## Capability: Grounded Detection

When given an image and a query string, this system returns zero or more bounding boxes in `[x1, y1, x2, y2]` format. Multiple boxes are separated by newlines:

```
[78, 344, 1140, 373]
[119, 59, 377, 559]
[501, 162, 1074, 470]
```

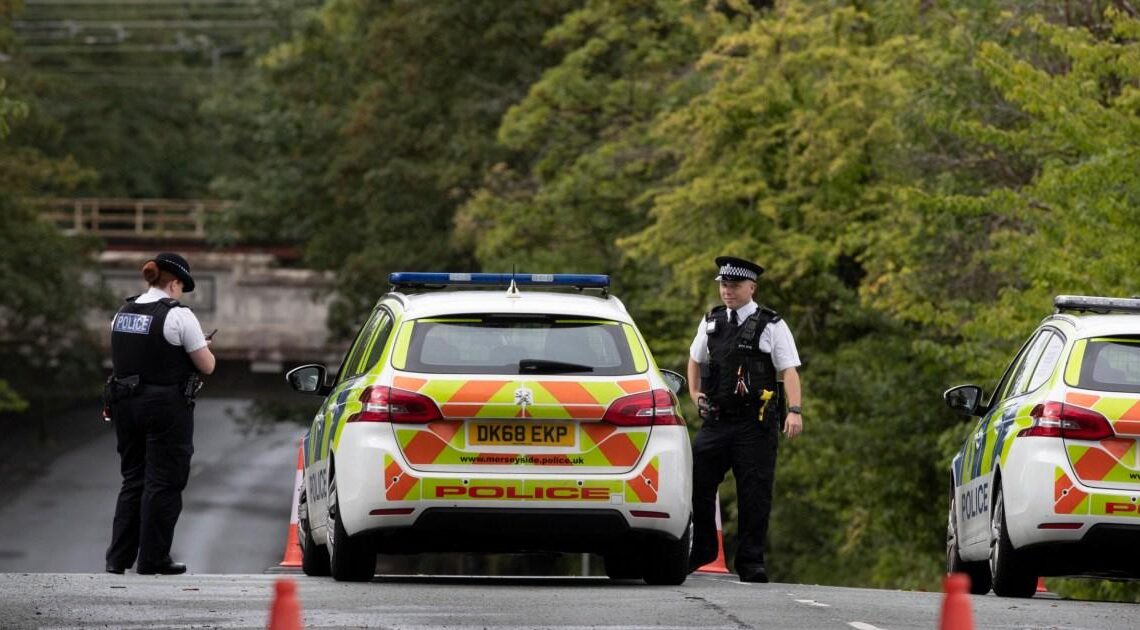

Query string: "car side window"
[357, 310, 395, 375]
[1008, 331, 1052, 398]
[337, 308, 385, 384]
[1025, 332, 1065, 393]
[991, 331, 1045, 405]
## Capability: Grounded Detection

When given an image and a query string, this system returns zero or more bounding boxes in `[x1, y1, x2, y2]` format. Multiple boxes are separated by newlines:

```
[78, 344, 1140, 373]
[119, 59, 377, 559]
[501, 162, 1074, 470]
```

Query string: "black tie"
[729, 310, 738, 328]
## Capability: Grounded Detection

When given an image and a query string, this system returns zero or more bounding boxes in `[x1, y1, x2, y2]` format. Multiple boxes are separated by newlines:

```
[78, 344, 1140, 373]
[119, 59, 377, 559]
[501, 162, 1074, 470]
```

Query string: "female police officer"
[105, 252, 215, 575]
[686, 256, 802, 583]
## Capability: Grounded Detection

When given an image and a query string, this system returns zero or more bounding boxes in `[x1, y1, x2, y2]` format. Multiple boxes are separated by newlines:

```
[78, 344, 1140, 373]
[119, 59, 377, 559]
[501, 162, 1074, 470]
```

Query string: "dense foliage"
[0, 3, 105, 416]
[209, 0, 577, 336]
[6, 0, 1140, 596]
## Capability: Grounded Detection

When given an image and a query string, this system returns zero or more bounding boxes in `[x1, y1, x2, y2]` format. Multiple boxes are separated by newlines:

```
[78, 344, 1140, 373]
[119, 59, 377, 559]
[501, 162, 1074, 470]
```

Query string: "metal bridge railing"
[36, 198, 232, 240]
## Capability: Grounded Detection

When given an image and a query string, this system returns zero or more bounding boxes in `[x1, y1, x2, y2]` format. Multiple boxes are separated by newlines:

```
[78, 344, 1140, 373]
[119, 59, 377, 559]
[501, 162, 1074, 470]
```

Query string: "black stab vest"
[111, 296, 195, 386]
[700, 305, 780, 419]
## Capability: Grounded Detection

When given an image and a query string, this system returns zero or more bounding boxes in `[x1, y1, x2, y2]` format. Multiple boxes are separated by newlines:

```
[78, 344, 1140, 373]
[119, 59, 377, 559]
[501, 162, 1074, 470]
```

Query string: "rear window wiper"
[518, 359, 594, 374]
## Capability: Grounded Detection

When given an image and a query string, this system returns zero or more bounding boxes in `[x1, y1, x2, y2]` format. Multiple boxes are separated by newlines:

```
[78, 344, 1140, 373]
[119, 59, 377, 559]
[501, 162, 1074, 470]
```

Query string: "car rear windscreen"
[403, 316, 641, 375]
[1077, 337, 1140, 393]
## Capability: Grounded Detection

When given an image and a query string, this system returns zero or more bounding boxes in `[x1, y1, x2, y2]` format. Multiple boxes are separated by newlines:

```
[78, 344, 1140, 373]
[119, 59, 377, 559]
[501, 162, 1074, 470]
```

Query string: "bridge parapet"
[38, 198, 230, 240]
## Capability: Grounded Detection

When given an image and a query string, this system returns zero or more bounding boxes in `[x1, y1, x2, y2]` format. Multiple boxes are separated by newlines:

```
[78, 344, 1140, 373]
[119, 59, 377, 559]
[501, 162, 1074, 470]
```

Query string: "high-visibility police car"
[946, 296, 1140, 597]
[287, 273, 692, 583]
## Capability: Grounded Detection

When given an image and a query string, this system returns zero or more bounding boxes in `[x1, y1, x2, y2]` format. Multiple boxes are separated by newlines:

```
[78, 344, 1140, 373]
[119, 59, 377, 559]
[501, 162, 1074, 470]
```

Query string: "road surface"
[0, 572, 1137, 629]
[0, 398, 302, 574]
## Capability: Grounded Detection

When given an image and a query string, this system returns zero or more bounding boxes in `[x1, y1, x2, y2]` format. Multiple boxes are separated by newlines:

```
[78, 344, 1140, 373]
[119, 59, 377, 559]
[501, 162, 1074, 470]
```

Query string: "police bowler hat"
[714, 256, 764, 282]
[152, 252, 195, 293]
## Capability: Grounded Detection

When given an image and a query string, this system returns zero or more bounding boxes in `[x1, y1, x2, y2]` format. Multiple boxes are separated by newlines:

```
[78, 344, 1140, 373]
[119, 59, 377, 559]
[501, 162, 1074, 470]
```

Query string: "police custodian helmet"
[151, 252, 196, 293]
[714, 256, 764, 282]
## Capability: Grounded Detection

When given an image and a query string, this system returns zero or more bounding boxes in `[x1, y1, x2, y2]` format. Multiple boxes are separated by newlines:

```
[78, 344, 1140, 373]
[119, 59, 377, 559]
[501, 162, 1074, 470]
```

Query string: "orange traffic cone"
[696, 492, 731, 574]
[1036, 577, 1049, 594]
[267, 578, 303, 630]
[939, 573, 974, 630]
[279, 444, 304, 567]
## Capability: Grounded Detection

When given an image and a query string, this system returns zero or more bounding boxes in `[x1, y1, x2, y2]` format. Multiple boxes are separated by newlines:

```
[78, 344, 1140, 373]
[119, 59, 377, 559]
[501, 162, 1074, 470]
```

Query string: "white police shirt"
[110, 287, 209, 353]
[689, 300, 801, 372]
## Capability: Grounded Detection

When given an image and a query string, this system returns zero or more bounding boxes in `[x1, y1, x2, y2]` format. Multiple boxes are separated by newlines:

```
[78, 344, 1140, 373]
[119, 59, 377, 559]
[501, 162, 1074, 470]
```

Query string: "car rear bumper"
[1003, 439, 1140, 550]
[333, 424, 692, 549]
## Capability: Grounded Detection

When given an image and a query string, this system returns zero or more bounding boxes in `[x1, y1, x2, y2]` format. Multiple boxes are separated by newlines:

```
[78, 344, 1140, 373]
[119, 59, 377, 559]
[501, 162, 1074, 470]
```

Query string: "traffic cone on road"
[279, 444, 304, 568]
[696, 492, 731, 574]
[939, 573, 974, 630]
[267, 578, 303, 630]
[1036, 577, 1049, 595]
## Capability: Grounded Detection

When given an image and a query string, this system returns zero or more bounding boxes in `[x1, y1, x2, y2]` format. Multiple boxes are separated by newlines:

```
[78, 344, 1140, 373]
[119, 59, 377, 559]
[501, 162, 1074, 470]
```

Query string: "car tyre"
[642, 524, 691, 586]
[298, 488, 331, 577]
[946, 491, 991, 595]
[989, 485, 1037, 598]
[327, 473, 376, 582]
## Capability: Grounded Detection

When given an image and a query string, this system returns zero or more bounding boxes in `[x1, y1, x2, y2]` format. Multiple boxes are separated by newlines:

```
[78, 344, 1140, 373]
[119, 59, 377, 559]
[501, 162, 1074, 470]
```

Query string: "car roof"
[389, 290, 634, 323]
[1045, 313, 1140, 338]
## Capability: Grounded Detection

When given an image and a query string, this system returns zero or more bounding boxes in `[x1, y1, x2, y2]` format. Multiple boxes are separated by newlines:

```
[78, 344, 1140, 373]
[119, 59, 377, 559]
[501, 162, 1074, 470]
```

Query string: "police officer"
[687, 256, 802, 583]
[105, 253, 215, 575]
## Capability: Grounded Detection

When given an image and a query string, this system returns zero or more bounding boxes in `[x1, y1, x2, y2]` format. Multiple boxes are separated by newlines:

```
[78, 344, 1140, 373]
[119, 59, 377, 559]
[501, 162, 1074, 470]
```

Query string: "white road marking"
[794, 599, 831, 607]
[848, 622, 887, 630]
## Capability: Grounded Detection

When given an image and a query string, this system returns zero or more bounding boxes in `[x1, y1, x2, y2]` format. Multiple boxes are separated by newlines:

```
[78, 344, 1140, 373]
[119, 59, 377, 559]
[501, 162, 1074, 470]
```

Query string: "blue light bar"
[389, 272, 610, 289]
[1055, 295, 1140, 314]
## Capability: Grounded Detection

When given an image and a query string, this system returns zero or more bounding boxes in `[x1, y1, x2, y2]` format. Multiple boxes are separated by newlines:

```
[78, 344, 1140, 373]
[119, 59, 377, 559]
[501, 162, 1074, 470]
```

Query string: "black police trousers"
[106, 385, 194, 571]
[690, 410, 779, 575]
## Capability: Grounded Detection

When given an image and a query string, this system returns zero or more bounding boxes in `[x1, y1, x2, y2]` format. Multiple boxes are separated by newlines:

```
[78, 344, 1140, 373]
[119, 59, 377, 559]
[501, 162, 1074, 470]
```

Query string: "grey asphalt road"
[0, 398, 303, 574]
[0, 572, 1136, 630]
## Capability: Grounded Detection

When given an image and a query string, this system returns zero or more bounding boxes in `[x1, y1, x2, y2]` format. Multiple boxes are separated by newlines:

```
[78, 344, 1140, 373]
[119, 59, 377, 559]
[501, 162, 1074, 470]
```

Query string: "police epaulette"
[757, 305, 781, 323]
[705, 305, 727, 321]
[124, 295, 140, 303]
[159, 298, 182, 308]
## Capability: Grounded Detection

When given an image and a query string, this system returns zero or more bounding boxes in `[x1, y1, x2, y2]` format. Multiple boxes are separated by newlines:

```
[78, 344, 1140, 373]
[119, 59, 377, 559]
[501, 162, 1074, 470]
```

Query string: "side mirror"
[944, 384, 984, 417]
[286, 364, 329, 395]
[659, 369, 687, 396]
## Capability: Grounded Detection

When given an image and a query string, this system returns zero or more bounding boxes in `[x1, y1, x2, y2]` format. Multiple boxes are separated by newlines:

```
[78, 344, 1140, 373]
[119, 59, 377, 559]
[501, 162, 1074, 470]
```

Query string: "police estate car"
[946, 296, 1140, 597]
[287, 273, 692, 583]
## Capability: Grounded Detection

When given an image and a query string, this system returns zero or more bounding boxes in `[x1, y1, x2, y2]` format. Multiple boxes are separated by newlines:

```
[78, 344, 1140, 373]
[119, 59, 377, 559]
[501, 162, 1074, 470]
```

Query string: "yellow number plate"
[469, 422, 574, 446]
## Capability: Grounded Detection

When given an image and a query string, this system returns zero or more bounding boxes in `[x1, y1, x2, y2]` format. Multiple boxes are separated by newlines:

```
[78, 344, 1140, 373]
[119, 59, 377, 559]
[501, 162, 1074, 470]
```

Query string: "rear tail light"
[1018, 401, 1113, 440]
[349, 386, 442, 424]
[602, 389, 684, 426]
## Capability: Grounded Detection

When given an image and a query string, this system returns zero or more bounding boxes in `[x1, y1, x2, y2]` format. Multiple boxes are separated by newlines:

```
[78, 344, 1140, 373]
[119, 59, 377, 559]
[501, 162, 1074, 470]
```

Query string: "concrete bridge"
[40, 198, 346, 373]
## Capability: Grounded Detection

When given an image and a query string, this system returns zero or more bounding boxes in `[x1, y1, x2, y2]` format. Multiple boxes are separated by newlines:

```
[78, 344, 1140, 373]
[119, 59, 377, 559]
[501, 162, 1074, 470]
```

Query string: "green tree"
[877, 6, 1140, 599]
[212, 0, 576, 336]
[2, 0, 289, 199]
[456, 0, 723, 274]
[0, 23, 105, 416]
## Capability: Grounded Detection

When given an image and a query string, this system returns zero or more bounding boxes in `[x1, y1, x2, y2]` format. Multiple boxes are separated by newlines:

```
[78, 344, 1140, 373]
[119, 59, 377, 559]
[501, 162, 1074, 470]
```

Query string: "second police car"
[946, 296, 1140, 597]
[287, 273, 693, 583]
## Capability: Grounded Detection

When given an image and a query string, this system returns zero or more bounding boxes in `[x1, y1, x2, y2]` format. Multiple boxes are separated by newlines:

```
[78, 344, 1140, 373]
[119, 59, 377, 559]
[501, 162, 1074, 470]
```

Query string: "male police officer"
[105, 253, 215, 575]
[687, 256, 802, 583]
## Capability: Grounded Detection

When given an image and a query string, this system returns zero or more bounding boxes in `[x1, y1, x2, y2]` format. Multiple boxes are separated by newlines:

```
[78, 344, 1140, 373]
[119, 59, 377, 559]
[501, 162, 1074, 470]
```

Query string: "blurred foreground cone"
[939, 573, 974, 630]
[268, 578, 303, 630]
[1036, 577, 1049, 594]
[279, 444, 304, 567]
[696, 492, 730, 574]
